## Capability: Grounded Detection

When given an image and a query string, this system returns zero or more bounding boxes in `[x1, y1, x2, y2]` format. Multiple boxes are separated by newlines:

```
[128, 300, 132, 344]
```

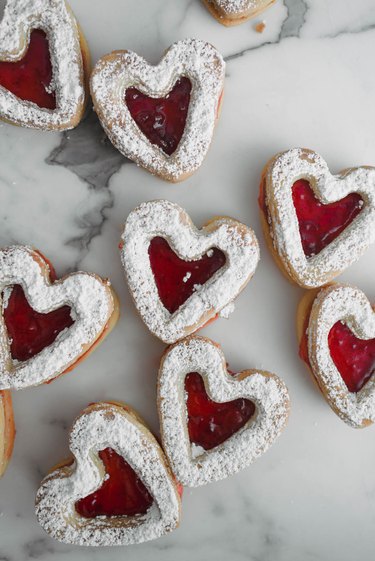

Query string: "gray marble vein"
[24, 538, 61, 560]
[46, 109, 128, 192]
[281, 0, 308, 39]
[46, 109, 128, 268]
[328, 20, 375, 39]
[225, 0, 309, 61]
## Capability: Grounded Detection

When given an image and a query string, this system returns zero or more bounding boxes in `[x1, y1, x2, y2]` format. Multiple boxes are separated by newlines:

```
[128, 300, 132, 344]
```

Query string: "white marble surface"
[1, 0, 375, 559]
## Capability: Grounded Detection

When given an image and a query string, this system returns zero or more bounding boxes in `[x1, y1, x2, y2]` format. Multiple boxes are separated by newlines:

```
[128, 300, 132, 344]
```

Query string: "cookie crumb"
[255, 20, 266, 33]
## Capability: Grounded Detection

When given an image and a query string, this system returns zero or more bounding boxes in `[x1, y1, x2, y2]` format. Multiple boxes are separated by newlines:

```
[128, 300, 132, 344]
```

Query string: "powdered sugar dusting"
[208, 0, 263, 15]
[219, 301, 235, 318]
[263, 148, 375, 288]
[215, 0, 257, 10]
[307, 284, 375, 428]
[90, 38, 225, 182]
[0, 246, 115, 389]
[120, 200, 260, 344]
[158, 336, 290, 486]
[35, 403, 181, 546]
[0, 0, 86, 130]
[205, 0, 274, 21]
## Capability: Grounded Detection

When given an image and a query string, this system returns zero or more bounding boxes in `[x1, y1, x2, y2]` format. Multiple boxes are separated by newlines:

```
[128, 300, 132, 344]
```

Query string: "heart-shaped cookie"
[259, 148, 375, 288]
[298, 284, 375, 428]
[0, 0, 89, 130]
[0, 390, 15, 477]
[203, 0, 275, 26]
[35, 402, 181, 546]
[120, 200, 260, 344]
[158, 336, 290, 486]
[0, 246, 118, 390]
[90, 38, 225, 182]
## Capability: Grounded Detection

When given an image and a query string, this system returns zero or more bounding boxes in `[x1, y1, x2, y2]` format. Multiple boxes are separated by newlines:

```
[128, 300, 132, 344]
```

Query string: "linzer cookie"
[259, 148, 375, 288]
[35, 402, 182, 546]
[0, 246, 118, 390]
[0, 390, 15, 477]
[158, 336, 290, 486]
[90, 39, 225, 182]
[0, 0, 89, 130]
[120, 200, 260, 344]
[297, 284, 375, 428]
[203, 0, 275, 26]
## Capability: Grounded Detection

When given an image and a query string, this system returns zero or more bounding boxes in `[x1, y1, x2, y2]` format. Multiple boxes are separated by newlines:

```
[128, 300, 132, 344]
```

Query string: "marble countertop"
[1, 0, 375, 559]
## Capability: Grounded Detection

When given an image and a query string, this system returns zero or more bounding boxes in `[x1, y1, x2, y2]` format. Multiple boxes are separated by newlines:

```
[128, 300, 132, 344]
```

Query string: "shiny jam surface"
[292, 179, 363, 258]
[185, 372, 256, 451]
[148, 237, 226, 314]
[0, 29, 56, 109]
[3, 284, 73, 362]
[75, 447, 153, 518]
[328, 321, 375, 393]
[125, 77, 192, 155]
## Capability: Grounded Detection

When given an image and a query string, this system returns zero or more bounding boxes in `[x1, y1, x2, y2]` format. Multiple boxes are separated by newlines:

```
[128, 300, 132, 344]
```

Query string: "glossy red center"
[75, 447, 153, 518]
[292, 179, 363, 258]
[328, 321, 375, 393]
[185, 372, 255, 451]
[0, 29, 56, 110]
[125, 77, 192, 155]
[3, 284, 73, 362]
[148, 237, 226, 314]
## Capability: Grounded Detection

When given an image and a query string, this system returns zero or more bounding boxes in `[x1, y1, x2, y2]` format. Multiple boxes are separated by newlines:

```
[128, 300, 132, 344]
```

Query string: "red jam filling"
[299, 309, 375, 393]
[3, 282, 73, 362]
[0, 29, 56, 109]
[125, 77, 191, 155]
[292, 179, 363, 258]
[185, 372, 255, 451]
[148, 237, 226, 314]
[328, 321, 375, 393]
[75, 447, 153, 518]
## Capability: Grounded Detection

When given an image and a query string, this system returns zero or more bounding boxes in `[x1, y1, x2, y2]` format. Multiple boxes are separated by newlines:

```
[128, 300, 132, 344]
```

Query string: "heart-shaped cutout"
[259, 148, 375, 288]
[0, 0, 88, 130]
[149, 236, 226, 314]
[36, 402, 181, 546]
[298, 284, 375, 427]
[203, 0, 276, 26]
[328, 321, 375, 393]
[75, 447, 154, 518]
[158, 336, 290, 486]
[0, 29, 56, 109]
[125, 76, 192, 156]
[90, 39, 225, 182]
[3, 284, 74, 361]
[0, 246, 118, 390]
[185, 371, 256, 450]
[0, 390, 15, 477]
[120, 200, 260, 344]
[292, 179, 363, 258]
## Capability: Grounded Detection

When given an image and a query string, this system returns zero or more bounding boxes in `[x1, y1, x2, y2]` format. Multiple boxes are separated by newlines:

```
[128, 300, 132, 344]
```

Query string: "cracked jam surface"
[148, 236, 226, 314]
[75, 447, 153, 518]
[292, 179, 363, 258]
[125, 77, 191, 155]
[185, 372, 255, 451]
[0, 29, 56, 109]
